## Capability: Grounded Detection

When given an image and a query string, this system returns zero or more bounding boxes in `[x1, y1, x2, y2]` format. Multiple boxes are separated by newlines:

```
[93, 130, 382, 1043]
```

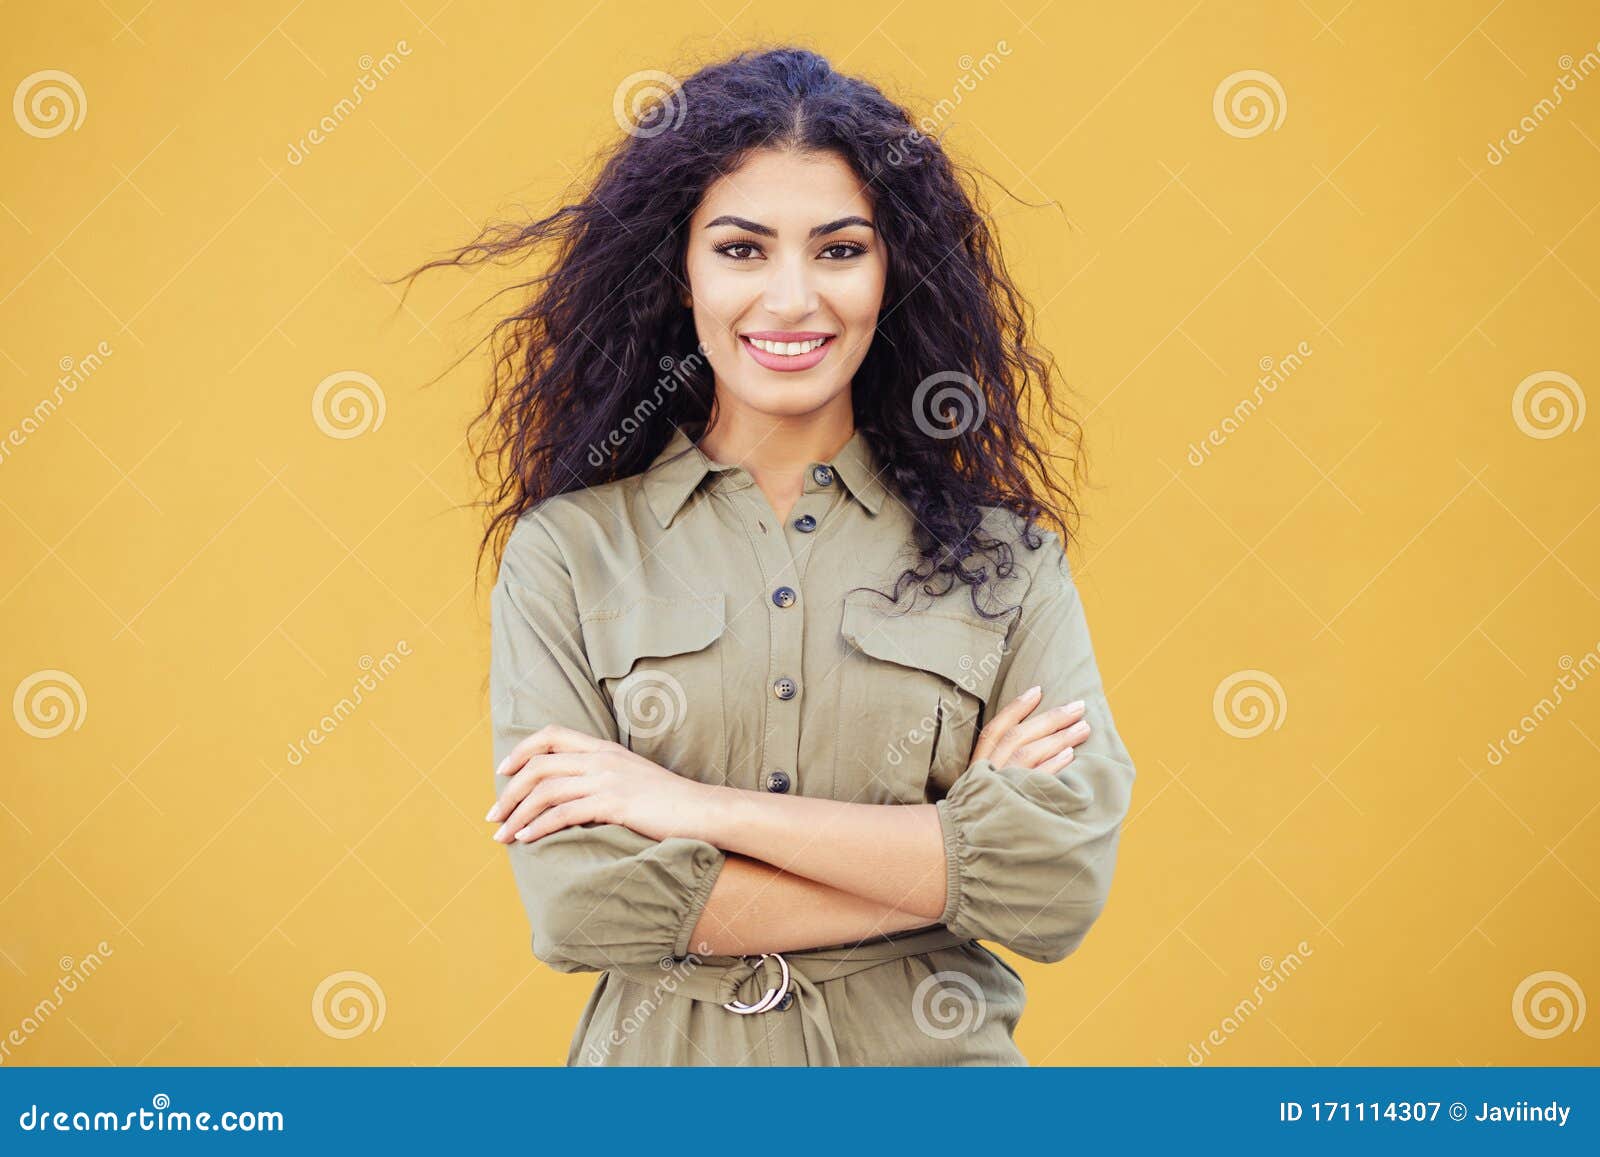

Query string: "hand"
[486, 724, 717, 845]
[970, 685, 1090, 775]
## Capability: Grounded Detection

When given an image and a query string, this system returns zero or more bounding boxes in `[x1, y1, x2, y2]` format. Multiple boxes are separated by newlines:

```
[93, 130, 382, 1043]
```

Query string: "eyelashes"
[712, 240, 870, 261]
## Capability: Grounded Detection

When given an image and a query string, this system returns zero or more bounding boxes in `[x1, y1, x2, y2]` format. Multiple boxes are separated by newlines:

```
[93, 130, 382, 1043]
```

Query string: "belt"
[615, 923, 973, 1010]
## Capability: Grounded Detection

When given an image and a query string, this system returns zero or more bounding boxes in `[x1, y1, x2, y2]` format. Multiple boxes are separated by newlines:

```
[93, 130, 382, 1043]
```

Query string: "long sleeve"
[934, 535, 1137, 963]
[489, 513, 726, 973]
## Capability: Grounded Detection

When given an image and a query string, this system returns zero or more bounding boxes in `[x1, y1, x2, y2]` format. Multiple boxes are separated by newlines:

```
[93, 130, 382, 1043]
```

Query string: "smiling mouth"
[740, 335, 834, 357]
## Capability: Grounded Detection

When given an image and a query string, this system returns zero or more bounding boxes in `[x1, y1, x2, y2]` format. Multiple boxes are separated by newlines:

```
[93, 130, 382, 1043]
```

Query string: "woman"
[415, 46, 1136, 1065]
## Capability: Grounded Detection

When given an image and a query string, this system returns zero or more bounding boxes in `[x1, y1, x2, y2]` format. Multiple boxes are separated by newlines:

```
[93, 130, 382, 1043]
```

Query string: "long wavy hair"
[397, 45, 1086, 622]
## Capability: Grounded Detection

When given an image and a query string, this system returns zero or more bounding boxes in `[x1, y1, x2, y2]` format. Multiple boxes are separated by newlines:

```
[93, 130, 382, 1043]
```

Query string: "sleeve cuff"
[670, 843, 727, 960]
[934, 794, 968, 932]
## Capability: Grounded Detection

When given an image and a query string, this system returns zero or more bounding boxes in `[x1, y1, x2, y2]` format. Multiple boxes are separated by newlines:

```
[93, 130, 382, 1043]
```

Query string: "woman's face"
[683, 148, 888, 420]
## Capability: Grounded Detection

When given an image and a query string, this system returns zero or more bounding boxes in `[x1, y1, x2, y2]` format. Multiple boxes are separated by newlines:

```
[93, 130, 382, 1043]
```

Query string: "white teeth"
[747, 337, 827, 356]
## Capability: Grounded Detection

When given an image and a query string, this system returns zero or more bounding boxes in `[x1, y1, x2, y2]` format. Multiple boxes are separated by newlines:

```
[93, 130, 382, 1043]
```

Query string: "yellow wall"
[2, 1, 1595, 1065]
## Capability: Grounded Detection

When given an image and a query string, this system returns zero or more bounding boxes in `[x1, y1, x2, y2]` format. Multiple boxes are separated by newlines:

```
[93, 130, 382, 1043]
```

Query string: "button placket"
[734, 484, 805, 800]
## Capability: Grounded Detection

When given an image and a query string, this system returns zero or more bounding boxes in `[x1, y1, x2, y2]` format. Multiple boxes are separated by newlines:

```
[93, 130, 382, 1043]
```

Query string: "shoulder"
[502, 476, 645, 563]
[973, 504, 1074, 609]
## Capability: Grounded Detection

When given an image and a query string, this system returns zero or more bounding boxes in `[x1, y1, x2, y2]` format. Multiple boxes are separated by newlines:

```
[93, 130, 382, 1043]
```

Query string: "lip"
[739, 333, 836, 373]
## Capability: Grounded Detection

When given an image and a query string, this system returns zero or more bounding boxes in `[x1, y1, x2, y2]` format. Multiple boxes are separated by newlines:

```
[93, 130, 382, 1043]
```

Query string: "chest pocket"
[580, 593, 728, 784]
[837, 591, 1011, 803]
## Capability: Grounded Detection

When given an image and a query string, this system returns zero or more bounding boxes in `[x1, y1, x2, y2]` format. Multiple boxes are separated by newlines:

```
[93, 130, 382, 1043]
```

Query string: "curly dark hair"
[396, 44, 1087, 622]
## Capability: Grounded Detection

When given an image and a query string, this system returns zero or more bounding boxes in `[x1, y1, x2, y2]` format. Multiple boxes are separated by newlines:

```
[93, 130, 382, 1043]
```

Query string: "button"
[812, 465, 834, 486]
[771, 586, 796, 608]
[793, 514, 816, 532]
[773, 677, 796, 700]
[776, 991, 795, 1011]
[764, 769, 791, 793]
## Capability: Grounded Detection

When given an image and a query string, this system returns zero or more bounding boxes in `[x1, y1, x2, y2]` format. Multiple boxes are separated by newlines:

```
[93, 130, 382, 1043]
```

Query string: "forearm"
[699, 788, 948, 920]
[685, 853, 937, 956]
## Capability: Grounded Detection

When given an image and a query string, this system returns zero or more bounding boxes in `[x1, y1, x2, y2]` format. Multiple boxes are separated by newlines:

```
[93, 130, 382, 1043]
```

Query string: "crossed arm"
[486, 683, 1090, 957]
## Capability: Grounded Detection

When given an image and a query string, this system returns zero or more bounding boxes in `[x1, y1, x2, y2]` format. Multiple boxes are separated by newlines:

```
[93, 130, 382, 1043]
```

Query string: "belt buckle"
[721, 952, 791, 1014]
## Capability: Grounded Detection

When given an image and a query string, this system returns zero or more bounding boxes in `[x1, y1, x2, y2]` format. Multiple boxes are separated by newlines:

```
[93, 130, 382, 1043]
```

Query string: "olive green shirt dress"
[488, 425, 1137, 1065]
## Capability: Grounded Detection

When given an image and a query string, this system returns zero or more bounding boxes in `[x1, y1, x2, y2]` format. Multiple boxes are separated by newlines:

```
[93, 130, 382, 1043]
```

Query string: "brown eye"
[820, 242, 868, 259]
[713, 241, 760, 260]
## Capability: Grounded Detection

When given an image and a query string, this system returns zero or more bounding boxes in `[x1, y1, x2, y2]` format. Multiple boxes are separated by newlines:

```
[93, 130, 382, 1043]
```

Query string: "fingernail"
[1066, 699, 1085, 711]
[1024, 685, 1042, 699]
[493, 824, 509, 841]
[485, 807, 497, 821]
[495, 760, 509, 775]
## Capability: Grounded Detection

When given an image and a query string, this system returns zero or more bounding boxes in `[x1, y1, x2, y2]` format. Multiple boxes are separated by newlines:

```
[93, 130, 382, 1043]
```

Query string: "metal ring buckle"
[720, 952, 791, 1014]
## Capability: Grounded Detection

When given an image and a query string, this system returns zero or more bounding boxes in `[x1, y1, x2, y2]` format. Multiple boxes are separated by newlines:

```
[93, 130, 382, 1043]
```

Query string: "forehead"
[693, 148, 873, 224]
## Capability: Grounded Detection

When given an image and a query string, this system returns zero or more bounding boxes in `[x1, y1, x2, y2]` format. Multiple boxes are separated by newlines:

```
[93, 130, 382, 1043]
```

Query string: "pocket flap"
[581, 593, 726, 681]
[840, 591, 1011, 704]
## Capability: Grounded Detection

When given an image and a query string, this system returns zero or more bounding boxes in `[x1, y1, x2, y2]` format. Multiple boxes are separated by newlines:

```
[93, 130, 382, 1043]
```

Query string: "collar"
[642, 425, 888, 529]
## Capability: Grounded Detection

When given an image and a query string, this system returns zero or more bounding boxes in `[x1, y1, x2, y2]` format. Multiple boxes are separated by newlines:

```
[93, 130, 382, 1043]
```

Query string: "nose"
[760, 252, 817, 319]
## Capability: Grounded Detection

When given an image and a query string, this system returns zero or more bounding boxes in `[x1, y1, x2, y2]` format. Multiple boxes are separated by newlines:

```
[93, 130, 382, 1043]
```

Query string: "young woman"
[413, 46, 1136, 1065]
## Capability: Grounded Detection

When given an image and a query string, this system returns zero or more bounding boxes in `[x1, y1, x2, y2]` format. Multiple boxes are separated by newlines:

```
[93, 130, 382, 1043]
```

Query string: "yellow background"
[3, 1, 1597, 1065]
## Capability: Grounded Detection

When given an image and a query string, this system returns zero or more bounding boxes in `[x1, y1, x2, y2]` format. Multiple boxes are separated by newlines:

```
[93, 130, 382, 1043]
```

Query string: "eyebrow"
[703, 214, 876, 239]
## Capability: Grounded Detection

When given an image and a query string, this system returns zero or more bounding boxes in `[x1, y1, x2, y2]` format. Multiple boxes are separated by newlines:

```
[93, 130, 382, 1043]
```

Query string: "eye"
[820, 241, 869, 260]
[713, 239, 762, 260]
